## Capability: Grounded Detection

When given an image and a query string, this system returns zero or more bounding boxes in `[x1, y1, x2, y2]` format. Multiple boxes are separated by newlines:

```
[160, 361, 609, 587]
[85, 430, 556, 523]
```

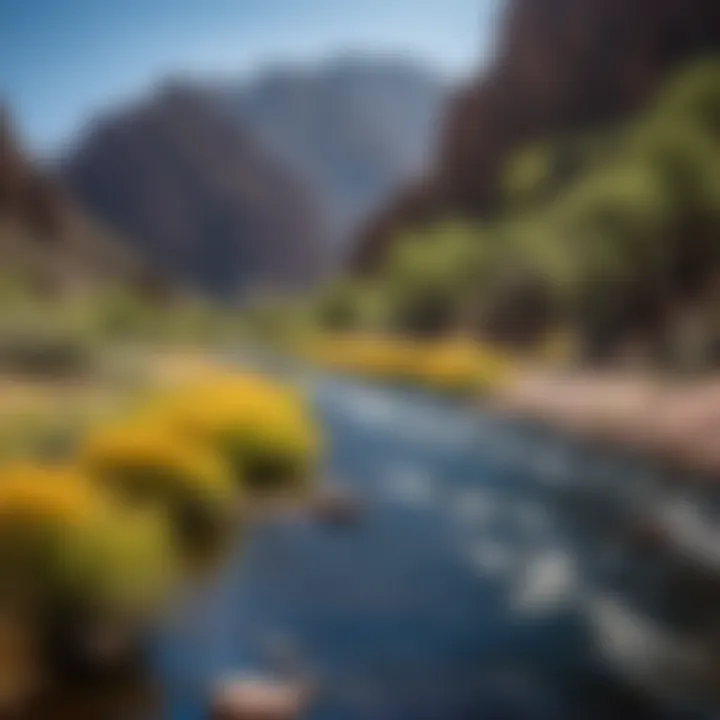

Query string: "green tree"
[382, 222, 488, 336]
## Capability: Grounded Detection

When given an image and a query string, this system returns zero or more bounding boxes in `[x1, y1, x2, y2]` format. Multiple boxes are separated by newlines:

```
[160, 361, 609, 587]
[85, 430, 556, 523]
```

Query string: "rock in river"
[211, 676, 312, 720]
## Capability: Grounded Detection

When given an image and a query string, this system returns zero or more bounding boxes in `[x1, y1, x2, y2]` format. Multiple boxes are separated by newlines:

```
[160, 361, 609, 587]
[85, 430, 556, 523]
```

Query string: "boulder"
[312, 486, 364, 528]
[211, 676, 311, 720]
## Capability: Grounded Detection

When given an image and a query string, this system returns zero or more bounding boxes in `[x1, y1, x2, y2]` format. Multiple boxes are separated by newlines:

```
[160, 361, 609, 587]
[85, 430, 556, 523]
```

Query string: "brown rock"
[312, 486, 364, 527]
[211, 677, 311, 720]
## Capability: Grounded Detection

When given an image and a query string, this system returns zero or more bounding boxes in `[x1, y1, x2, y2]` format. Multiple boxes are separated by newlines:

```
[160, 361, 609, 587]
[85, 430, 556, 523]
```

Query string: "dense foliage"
[308, 59, 720, 370]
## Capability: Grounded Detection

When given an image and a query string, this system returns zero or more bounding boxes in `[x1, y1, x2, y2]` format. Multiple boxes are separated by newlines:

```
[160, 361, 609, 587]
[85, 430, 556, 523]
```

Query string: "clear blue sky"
[0, 0, 501, 155]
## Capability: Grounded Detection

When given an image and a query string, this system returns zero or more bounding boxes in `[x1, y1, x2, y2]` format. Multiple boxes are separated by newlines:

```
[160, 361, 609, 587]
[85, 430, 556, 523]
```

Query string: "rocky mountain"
[62, 84, 326, 298]
[0, 106, 136, 288]
[216, 57, 447, 260]
[356, 0, 720, 270]
[61, 59, 446, 294]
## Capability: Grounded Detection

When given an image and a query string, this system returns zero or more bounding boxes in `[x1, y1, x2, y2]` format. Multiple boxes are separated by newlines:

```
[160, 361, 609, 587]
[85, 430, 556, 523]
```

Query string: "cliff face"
[62, 85, 326, 298]
[356, 0, 720, 270]
[0, 108, 135, 286]
[221, 58, 446, 255]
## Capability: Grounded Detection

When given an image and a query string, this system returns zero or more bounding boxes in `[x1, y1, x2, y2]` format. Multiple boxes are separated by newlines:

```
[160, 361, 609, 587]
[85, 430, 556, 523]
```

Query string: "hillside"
[216, 57, 447, 260]
[357, 0, 720, 270]
[62, 84, 326, 298]
[0, 106, 136, 288]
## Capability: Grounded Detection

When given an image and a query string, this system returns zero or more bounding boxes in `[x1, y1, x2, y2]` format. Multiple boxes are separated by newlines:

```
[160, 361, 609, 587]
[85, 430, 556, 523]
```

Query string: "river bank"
[157, 371, 700, 720]
[493, 371, 720, 478]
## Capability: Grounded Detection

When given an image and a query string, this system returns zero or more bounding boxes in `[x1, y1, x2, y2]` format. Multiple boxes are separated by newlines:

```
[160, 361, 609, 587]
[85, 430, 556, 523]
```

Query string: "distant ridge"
[0, 105, 137, 288]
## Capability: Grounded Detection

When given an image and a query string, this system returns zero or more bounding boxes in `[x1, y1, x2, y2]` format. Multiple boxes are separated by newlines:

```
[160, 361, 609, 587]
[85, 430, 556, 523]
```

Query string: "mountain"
[62, 84, 326, 298]
[356, 0, 720, 270]
[0, 106, 136, 288]
[61, 59, 446, 294]
[217, 57, 447, 260]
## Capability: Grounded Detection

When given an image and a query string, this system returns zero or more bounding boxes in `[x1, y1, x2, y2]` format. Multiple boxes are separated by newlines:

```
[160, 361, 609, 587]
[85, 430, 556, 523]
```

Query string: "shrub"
[58, 506, 176, 622]
[0, 464, 101, 531]
[413, 340, 502, 396]
[0, 462, 176, 681]
[0, 324, 95, 379]
[311, 280, 386, 333]
[382, 223, 485, 336]
[0, 464, 109, 605]
[79, 423, 236, 553]
[303, 334, 514, 397]
[156, 373, 322, 497]
[301, 334, 420, 383]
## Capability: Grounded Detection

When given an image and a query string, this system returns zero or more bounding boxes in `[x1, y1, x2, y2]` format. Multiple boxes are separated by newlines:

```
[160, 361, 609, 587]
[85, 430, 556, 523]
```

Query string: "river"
[151, 371, 713, 720]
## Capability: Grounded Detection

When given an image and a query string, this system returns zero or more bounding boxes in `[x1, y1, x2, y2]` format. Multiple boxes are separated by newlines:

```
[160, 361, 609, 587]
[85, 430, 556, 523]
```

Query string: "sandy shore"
[493, 371, 720, 476]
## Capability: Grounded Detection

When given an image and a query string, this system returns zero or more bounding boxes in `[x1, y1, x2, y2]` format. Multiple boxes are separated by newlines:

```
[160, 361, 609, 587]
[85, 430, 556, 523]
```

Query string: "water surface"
[154, 373, 706, 720]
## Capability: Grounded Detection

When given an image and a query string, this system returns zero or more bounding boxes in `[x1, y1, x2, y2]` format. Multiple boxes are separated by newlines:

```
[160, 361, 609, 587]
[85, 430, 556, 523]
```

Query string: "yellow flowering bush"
[412, 340, 488, 395]
[0, 464, 101, 527]
[302, 334, 515, 397]
[59, 506, 176, 621]
[154, 372, 322, 496]
[0, 463, 101, 604]
[301, 335, 421, 383]
[79, 422, 236, 551]
[0, 461, 176, 684]
[415, 340, 516, 396]
[0, 365, 327, 684]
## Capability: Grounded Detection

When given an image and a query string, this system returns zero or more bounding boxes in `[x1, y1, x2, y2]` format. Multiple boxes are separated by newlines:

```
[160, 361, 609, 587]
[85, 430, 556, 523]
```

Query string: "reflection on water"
[45, 374, 720, 718]
[510, 548, 577, 616]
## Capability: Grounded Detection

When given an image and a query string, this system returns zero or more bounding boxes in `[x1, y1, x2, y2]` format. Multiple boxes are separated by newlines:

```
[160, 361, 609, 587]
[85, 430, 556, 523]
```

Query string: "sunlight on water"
[326, 381, 482, 448]
[587, 595, 719, 702]
[385, 406, 480, 448]
[383, 462, 437, 506]
[335, 386, 401, 427]
[145, 375, 720, 719]
[449, 488, 498, 527]
[511, 549, 578, 616]
[657, 498, 720, 568]
[467, 538, 517, 577]
[512, 500, 552, 538]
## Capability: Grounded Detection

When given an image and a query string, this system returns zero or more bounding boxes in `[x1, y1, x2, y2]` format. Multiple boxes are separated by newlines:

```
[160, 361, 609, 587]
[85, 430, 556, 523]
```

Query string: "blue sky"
[0, 0, 500, 154]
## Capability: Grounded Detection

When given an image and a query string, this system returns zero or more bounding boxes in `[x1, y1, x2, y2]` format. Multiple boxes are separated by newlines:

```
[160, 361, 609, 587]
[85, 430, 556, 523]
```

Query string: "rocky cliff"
[356, 0, 720, 270]
[0, 107, 135, 287]
[62, 84, 326, 298]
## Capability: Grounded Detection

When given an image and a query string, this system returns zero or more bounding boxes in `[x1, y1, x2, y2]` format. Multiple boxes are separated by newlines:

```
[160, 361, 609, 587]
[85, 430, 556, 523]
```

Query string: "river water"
[152, 373, 713, 720]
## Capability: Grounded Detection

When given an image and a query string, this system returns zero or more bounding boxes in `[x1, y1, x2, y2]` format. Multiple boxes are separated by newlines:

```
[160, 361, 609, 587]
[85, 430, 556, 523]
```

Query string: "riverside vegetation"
[0, 277, 322, 709]
[288, 59, 720, 380]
